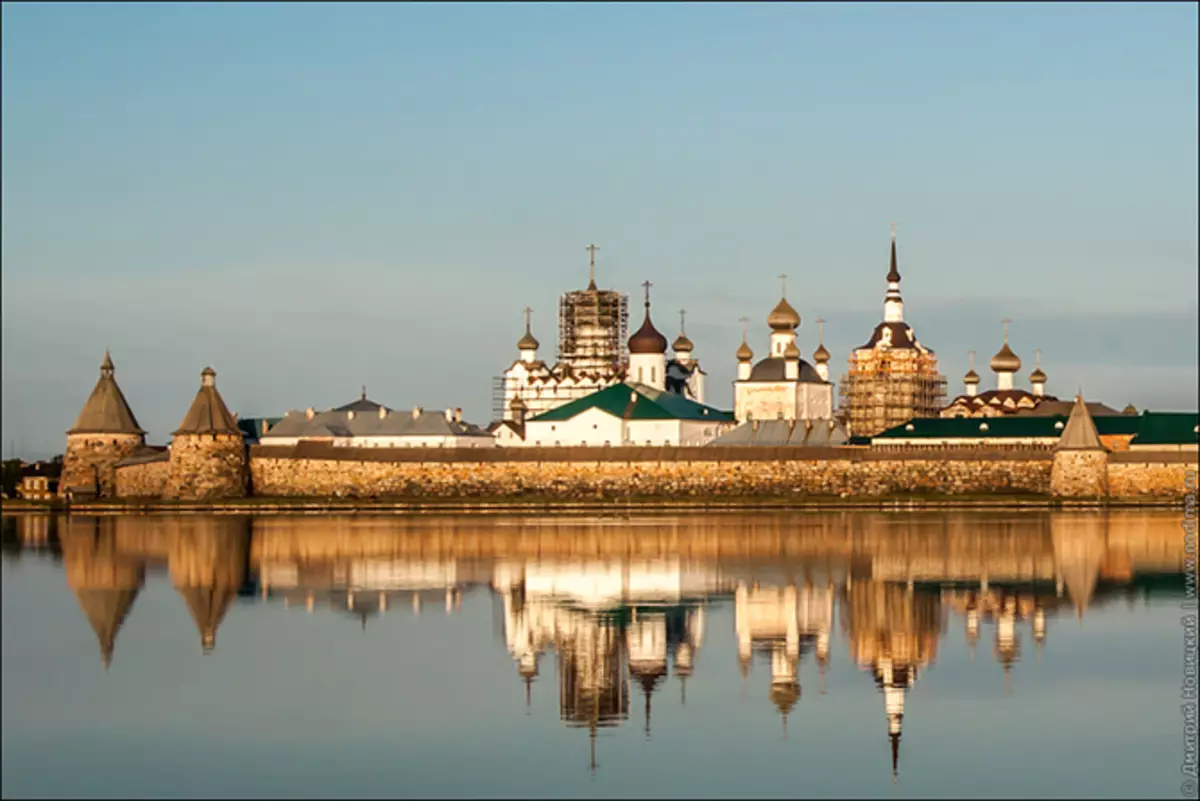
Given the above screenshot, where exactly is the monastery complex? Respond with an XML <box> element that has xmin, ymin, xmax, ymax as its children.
<box><xmin>48</xmin><ymin>229</ymin><xmax>1198</xmax><ymax>503</ymax></box>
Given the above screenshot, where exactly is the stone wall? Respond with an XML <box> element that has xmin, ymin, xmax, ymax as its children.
<box><xmin>250</xmin><ymin>446</ymin><xmax>1052</xmax><ymax>499</ymax></box>
<box><xmin>60</xmin><ymin>434</ymin><xmax>145</xmax><ymax>497</ymax></box>
<box><xmin>1108</xmin><ymin>453</ymin><xmax>1199</xmax><ymax>499</ymax></box>
<box><xmin>162</xmin><ymin>434</ymin><xmax>248</xmax><ymax>501</ymax></box>
<box><xmin>114</xmin><ymin>459</ymin><xmax>170</xmax><ymax>498</ymax></box>
<box><xmin>1050</xmin><ymin>450</ymin><xmax>1109</xmax><ymax>498</ymax></box>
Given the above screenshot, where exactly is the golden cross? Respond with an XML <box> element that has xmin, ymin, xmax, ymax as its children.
<box><xmin>778</xmin><ymin>273</ymin><xmax>788</xmax><ymax>298</ymax></box>
<box><xmin>523</xmin><ymin>306</ymin><xmax>533</xmax><ymax>332</ymax></box>
<box><xmin>739</xmin><ymin>316</ymin><xmax>750</xmax><ymax>339</ymax></box>
<box><xmin>679</xmin><ymin>308</ymin><xmax>686</xmax><ymax>335</ymax></box>
<box><xmin>1001</xmin><ymin>318</ymin><xmax>1012</xmax><ymax>342</ymax></box>
<box><xmin>816</xmin><ymin>317</ymin><xmax>826</xmax><ymax>344</ymax></box>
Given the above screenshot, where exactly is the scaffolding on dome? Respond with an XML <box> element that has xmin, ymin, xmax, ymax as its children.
<box><xmin>838</xmin><ymin>354</ymin><xmax>948</xmax><ymax>438</ymax></box>
<box><xmin>557</xmin><ymin>288</ymin><xmax>630</xmax><ymax>373</ymax></box>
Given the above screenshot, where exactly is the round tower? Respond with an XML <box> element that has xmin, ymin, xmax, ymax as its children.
<box><xmin>162</xmin><ymin>367</ymin><xmax>248</xmax><ymax>501</ymax></box>
<box><xmin>628</xmin><ymin>281</ymin><xmax>668</xmax><ymax>390</ymax></box>
<box><xmin>60</xmin><ymin>351</ymin><xmax>147</xmax><ymax>498</ymax></box>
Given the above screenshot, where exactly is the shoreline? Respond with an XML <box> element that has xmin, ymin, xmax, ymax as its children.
<box><xmin>0</xmin><ymin>493</ymin><xmax>1187</xmax><ymax>515</ymax></box>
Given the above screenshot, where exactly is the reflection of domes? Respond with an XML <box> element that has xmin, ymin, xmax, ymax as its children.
<box><xmin>812</xmin><ymin>344</ymin><xmax>830</xmax><ymax>364</ymax></box>
<box><xmin>737</xmin><ymin>341</ymin><xmax>754</xmax><ymax>362</ymax></box>
<box><xmin>767</xmin><ymin>297</ymin><xmax>801</xmax><ymax>331</ymax></box>
<box><xmin>769</xmin><ymin>682</ymin><xmax>800</xmax><ymax>716</ymax></box>
<box><xmin>990</xmin><ymin>343</ymin><xmax>1021</xmax><ymax>373</ymax></box>
<box><xmin>629</xmin><ymin>317</ymin><xmax>668</xmax><ymax>354</ymax></box>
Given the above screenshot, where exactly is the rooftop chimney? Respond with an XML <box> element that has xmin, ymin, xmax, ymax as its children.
<box><xmin>347</xmin><ymin>410</ymin><xmax>355</xmax><ymax>421</ymax></box>
<box><xmin>305</xmin><ymin>407</ymin><xmax>315</xmax><ymax>421</ymax></box>
<box><xmin>455</xmin><ymin>407</ymin><xmax>463</xmax><ymax>423</ymax></box>
<box><xmin>379</xmin><ymin>407</ymin><xmax>388</xmax><ymax>420</ymax></box>
<box><xmin>445</xmin><ymin>408</ymin><xmax>454</xmax><ymax>422</ymax></box>
<box><xmin>412</xmin><ymin>406</ymin><xmax>422</xmax><ymax>420</ymax></box>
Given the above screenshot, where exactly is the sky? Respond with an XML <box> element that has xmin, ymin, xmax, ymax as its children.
<box><xmin>2</xmin><ymin>2</ymin><xmax>1197</xmax><ymax>458</ymax></box>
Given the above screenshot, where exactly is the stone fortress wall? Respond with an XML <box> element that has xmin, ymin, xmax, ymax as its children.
<box><xmin>244</xmin><ymin>443</ymin><xmax>1196</xmax><ymax>500</ymax></box>
<box><xmin>114</xmin><ymin>459</ymin><xmax>171</xmax><ymax>499</ymax></box>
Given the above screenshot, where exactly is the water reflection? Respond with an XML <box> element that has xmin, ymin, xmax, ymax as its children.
<box><xmin>0</xmin><ymin>509</ymin><xmax>1190</xmax><ymax>790</ymax></box>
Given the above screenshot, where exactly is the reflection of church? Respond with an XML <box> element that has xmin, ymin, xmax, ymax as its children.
<box><xmin>734</xmin><ymin>580</ymin><xmax>835</xmax><ymax>736</ymax></box>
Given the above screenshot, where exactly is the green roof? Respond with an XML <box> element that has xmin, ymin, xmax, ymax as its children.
<box><xmin>1130</xmin><ymin>411</ymin><xmax>1198</xmax><ymax>446</ymax></box>
<box><xmin>873</xmin><ymin>411</ymin><xmax>1196</xmax><ymax>443</ymax></box>
<box><xmin>874</xmin><ymin>413</ymin><xmax>1143</xmax><ymax>441</ymax></box>
<box><xmin>527</xmin><ymin>383</ymin><xmax>735</xmax><ymax>423</ymax></box>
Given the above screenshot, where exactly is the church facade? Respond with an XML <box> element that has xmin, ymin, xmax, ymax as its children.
<box><xmin>732</xmin><ymin>278</ymin><xmax>834</xmax><ymax>423</ymax></box>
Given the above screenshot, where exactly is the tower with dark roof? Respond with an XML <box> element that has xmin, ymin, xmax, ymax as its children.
<box><xmin>161</xmin><ymin>367</ymin><xmax>248</xmax><ymax>500</ymax></box>
<box><xmin>837</xmin><ymin>227</ymin><xmax>947</xmax><ymax>437</ymax></box>
<box><xmin>628</xmin><ymin>281</ymin><xmax>668</xmax><ymax>391</ymax></box>
<box><xmin>60</xmin><ymin>351</ymin><xmax>147</xmax><ymax>498</ymax></box>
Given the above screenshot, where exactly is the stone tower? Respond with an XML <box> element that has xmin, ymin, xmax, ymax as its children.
<box><xmin>1050</xmin><ymin>395</ymin><xmax>1109</xmax><ymax>498</ymax></box>
<box><xmin>60</xmin><ymin>351</ymin><xmax>147</xmax><ymax>498</ymax></box>
<box><xmin>162</xmin><ymin>367</ymin><xmax>247</xmax><ymax>501</ymax></box>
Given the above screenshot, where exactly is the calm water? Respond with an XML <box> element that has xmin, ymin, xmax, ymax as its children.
<box><xmin>0</xmin><ymin>510</ymin><xmax>1192</xmax><ymax>799</ymax></box>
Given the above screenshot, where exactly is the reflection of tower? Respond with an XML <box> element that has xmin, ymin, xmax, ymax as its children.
<box><xmin>966</xmin><ymin>600</ymin><xmax>980</xmax><ymax>662</ymax></box>
<box><xmin>841</xmin><ymin>579</ymin><xmax>940</xmax><ymax>785</ymax></box>
<box><xmin>671</xmin><ymin>605</ymin><xmax>706</xmax><ymax>705</ymax></box>
<box><xmin>60</xmin><ymin>517</ymin><xmax>144</xmax><ymax>670</ymax></box>
<box><xmin>1051</xmin><ymin>513</ymin><xmax>1106</xmax><ymax>622</ymax></box>
<box><xmin>627</xmin><ymin>609</ymin><xmax>668</xmax><ymax>739</ymax></box>
<box><xmin>168</xmin><ymin>518</ymin><xmax>250</xmax><ymax>654</ymax></box>
<box><xmin>1033</xmin><ymin>606</ymin><xmax>1047</xmax><ymax>661</ymax></box>
<box><xmin>769</xmin><ymin>642</ymin><xmax>800</xmax><ymax>739</ymax></box>
<box><xmin>994</xmin><ymin>596</ymin><xmax>1021</xmax><ymax>694</ymax></box>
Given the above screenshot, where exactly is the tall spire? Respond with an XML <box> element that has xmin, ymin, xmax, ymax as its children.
<box><xmin>361</xmin><ymin>385</ymin><xmax>367</xmax><ymax>401</ymax></box>
<box><xmin>585</xmin><ymin>244</ymin><xmax>600</xmax><ymax>291</ymax></box>
<box><xmin>883</xmin><ymin>225</ymin><xmax>904</xmax><ymax>323</ymax></box>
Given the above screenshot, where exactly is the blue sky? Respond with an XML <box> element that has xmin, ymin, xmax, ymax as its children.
<box><xmin>2</xmin><ymin>2</ymin><xmax>1196</xmax><ymax>457</ymax></box>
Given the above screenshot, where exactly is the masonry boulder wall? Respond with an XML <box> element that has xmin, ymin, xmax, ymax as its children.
<box><xmin>162</xmin><ymin>434</ymin><xmax>248</xmax><ymax>501</ymax></box>
<box><xmin>114</xmin><ymin>460</ymin><xmax>170</xmax><ymax>498</ymax></box>
<box><xmin>1108</xmin><ymin>453</ymin><xmax>1199</xmax><ymax>498</ymax></box>
<box><xmin>60</xmin><ymin>434</ymin><xmax>145</xmax><ymax>497</ymax></box>
<box><xmin>249</xmin><ymin>445</ymin><xmax>1053</xmax><ymax>499</ymax></box>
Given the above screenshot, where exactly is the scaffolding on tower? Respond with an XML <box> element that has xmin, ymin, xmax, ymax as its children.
<box><xmin>557</xmin><ymin>288</ymin><xmax>630</xmax><ymax>372</ymax></box>
<box><xmin>837</xmin><ymin>354</ymin><xmax>948</xmax><ymax>438</ymax></box>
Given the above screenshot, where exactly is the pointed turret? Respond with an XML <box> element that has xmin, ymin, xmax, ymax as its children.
<box><xmin>517</xmin><ymin>306</ymin><xmax>539</xmax><ymax>360</ymax></box>
<box><xmin>173</xmin><ymin>367</ymin><xmax>239</xmax><ymax>436</ymax></box>
<box><xmin>75</xmin><ymin>588</ymin><xmax>139</xmax><ymax>670</ymax></box>
<box><xmin>990</xmin><ymin>319</ymin><xmax>1022</xmax><ymax>390</ymax></box>
<box><xmin>1029</xmin><ymin>348</ymin><xmax>1048</xmax><ymax>397</ymax></box>
<box><xmin>68</xmin><ymin>351</ymin><xmax>146</xmax><ymax>436</ymax></box>
<box><xmin>1057</xmin><ymin>395</ymin><xmax>1104</xmax><ymax>451</ymax></box>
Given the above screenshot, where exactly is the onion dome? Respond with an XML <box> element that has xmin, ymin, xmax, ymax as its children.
<box><xmin>517</xmin><ymin>329</ymin><xmax>539</xmax><ymax>351</ymax></box>
<box><xmin>736</xmin><ymin>340</ymin><xmax>754</xmax><ymax>362</ymax></box>
<box><xmin>1029</xmin><ymin>366</ymin><xmax>1047</xmax><ymax>384</ymax></box>
<box><xmin>990</xmin><ymin>342</ymin><xmax>1021</xmax><ymax>373</ymax></box>
<box><xmin>812</xmin><ymin>343</ymin><xmax>830</xmax><ymax>364</ymax></box>
<box><xmin>783</xmin><ymin>341</ymin><xmax>800</xmax><ymax>360</ymax></box>
<box><xmin>963</xmin><ymin>369</ymin><xmax>980</xmax><ymax>386</ymax></box>
<box><xmin>767</xmin><ymin>297</ymin><xmax>801</xmax><ymax>331</ymax></box>
<box><xmin>672</xmin><ymin>333</ymin><xmax>694</xmax><ymax>353</ymax></box>
<box><xmin>629</xmin><ymin>282</ymin><xmax>668</xmax><ymax>354</ymax></box>
<box><xmin>1122</xmin><ymin>404</ymin><xmax>1138</xmax><ymax>415</ymax></box>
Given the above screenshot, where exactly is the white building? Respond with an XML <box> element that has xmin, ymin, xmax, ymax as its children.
<box><xmin>733</xmin><ymin>279</ymin><xmax>834</xmax><ymax>424</ymax></box>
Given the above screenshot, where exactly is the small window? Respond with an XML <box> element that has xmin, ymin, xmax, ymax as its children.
<box><xmin>638</xmin><ymin>367</ymin><xmax>644</xmax><ymax>382</ymax></box>
<box><xmin>651</xmin><ymin>367</ymin><xmax>657</xmax><ymax>382</ymax></box>
<box><xmin>551</xmin><ymin>425</ymin><xmax>556</xmax><ymax>431</ymax></box>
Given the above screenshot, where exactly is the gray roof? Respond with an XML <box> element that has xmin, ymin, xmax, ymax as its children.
<box><xmin>1013</xmin><ymin>400</ymin><xmax>1121</xmax><ymax>418</ymax></box>
<box><xmin>746</xmin><ymin>357</ymin><xmax>827</xmax><ymax>384</ymax></box>
<box><xmin>68</xmin><ymin>353</ymin><xmax>146</xmax><ymax>436</ymax></box>
<box><xmin>709</xmin><ymin>419</ymin><xmax>848</xmax><ymax>447</ymax></box>
<box><xmin>1056</xmin><ymin>395</ymin><xmax>1104</xmax><ymax>451</ymax></box>
<box><xmin>334</xmin><ymin>389</ymin><xmax>389</xmax><ymax>413</ymax></box>
<box><xmin>261</xmin><ymin>407</ymin><xmax>493</xmax><ymax>440</ymax></box>
<box><xmin>174</xmin><ymin>368</ymin><xmax>241</xmax><ymax>436</ymax></box>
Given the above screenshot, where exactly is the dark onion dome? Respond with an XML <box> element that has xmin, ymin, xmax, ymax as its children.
<box><xmin>812</xmin><ymin>343</ymin><xmax>830</xmax><ymax>364</ymax></box>
<box><xmin>517</xmin><ymin>329</ymin><xmax>540</xmax><ymax>351</ymax></box>
<box><xmin>963</xmin><ymin>369</ymin><xmax>980</xmax><ymax>385</ymax></box>
<box><xmin>783</xmin><ymin>340</ymin><xmax>801</xmax><ymax>360</ymax></box>
<box><xmin>859</xmin><ymin>322</ymin><xmax>928</xmax><ymax>351</ymax></box>
<box><xmin>767</xmin><ymin>297</ymin><xmax>801</xmax><ymax>330</ymax></box>
<box><xmin>749</xmin><ymin>357</ymin><xmax>825</xmax><ymax>383</ymax></box>
<box><xmin>672</xmin><ymin>333</ymin><xmax>694</xmax><ymax>353</ymax></box>
<box><xmin>990</xmin><ymin>342</ymin><xmax>1022</xmax><ymax>373</ymax></box>
<box><xmin>1028</xmin><ymin>366</ymin><xmax>1047</xmax><ymax>384</ymax></box>
<box><xmin>629</xmin><ymin>314</ymin><xmax>668</xmax><ymax>354</ymax></box>
<box><xmin>737</xmin><ymin>340</ymin><xmax>754</xmax><ymax>362</ymax></box>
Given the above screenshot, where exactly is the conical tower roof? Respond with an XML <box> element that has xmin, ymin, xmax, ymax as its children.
<box><xmin>68</xmin><ymin>351</ymin><xmax>146</xmax><ymax>435</ymax></box>
<box><xmin>1056</xmin><ymin>395</ymin><xmax>1104</xmax><ymax>451</ymax></box>
<box><xmin>74</xmin><ymin>587</ymin><xmax>139</xmax><ymax>670</ymax></box>
<box><xmin>178</xmin><ymin>585</ymin><xmax>236</xmax><ymax>653</ymax></box>
<box><xmin>173</xmin><ymin>367</ymin><xmax>241</xmax><ymax>436</ymax></box>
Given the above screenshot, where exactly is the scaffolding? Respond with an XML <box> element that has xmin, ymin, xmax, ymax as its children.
<box><xmin>491</xmin><ymin>375</ymin><xmax>507</xmax><ymax>422</ymax></box>
<box><xmin>838</xmin><ymin>353</ymin><xmax>948</xmax><ymax>438</ymax></box>
<box><xmin>558</xmin><ymin>288</ymin><xmax>629</xmax><ymax>372</ymax></box>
